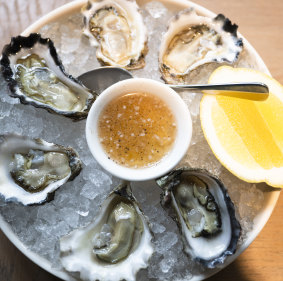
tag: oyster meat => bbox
[0,135,82,205]
[156,168,241,268]
[159,9,243,83]
[0,33,96,120]
[82,0,148,69]
[60,182,153,281]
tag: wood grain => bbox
[0,0,283,280]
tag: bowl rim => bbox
[0,0,280,281]
[86,77,192,181]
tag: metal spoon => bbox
[78,66,269,101]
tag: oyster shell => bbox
[60,182,153,281]
[0,135,82,205]
[0,33,96,120]
[82,0,148,69]
[159,9,243,83]
[156,168,241,268]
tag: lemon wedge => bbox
[200,66,283,188]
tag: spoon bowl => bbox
[78,67,133,94]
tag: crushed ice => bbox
[0,1,265,280]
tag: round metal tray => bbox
[0,0,280,280]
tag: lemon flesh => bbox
[200,66,283,187]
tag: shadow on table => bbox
[207,260,253,281]
[0,231,61,281]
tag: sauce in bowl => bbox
[98,92,177,168]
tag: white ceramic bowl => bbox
[86,78,192,181]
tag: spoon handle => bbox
[169,82,269,101]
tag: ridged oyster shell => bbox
[82,0,148,69]
[0,135,82,205]
[159,9,243,83]
[60,182,153,281]
[0,33,96,120]
[156,168,241,268]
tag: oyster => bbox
[0,135,82,205]
[60,182,153,281]
[0,33,96,120]
[156,168,241,268]
[159,9,243,83]
[82,0,148,69]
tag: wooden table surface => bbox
[0,0,283,280]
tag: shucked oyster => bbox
[0,33,96,120]
[60,182,153,281]
[156,168,241,268]
[82,0,148,69]
[159,9,243,83]
[0,135,82,205]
